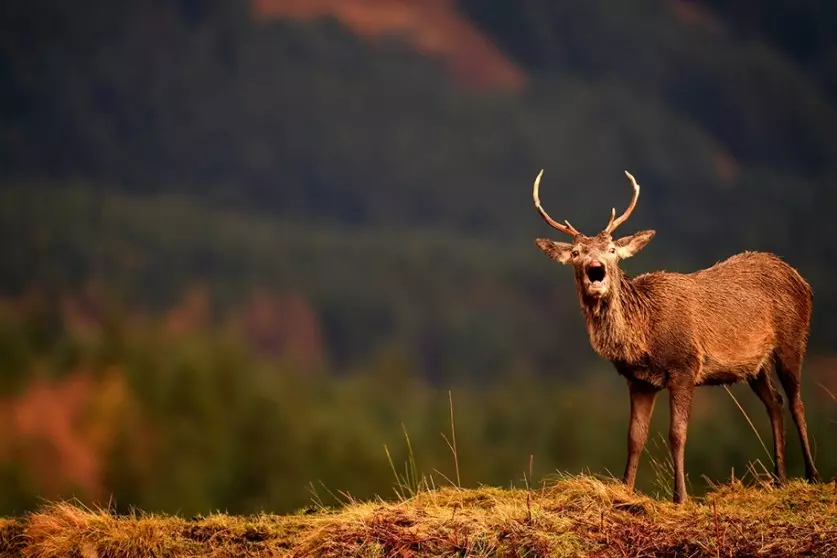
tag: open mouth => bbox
[585,262,606,284]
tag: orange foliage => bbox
[253,0,526,91]
[229,290,325,369]
[0,283,325,504]
[160,285,326,368]
[164,285,212,334]
[666,0,726,34]
[0,369,144,502]
[60,284,105,335]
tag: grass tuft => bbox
[2,474,836,557]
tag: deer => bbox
[532,169,821,503]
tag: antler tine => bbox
[605,207,616,232]
[533,169,581,238]
[604,170,641,234]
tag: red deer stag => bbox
[532,169,820,503]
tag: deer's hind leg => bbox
[775,345,821,483]
[748,364,787,485]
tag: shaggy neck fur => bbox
[577,268,649,365]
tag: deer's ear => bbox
[614,230,655,259]
[535,238,574,264]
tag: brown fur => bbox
[536,230,821,503]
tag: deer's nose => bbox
[587,259,604,269]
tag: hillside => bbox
[3,0,837,349]
[2,476,835,557]
[1,0,837,522]
[253,0,525,90]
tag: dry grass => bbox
[1,475,836,557]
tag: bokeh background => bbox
[0,0,835,516]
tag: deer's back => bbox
[636,251,811,383]
[690,251,811,324]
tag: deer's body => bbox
[586,251,811,389]
[532,170,820,503]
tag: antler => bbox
[604,170,641,234]
[532,170,581,237]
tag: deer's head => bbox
[533,170,655,302]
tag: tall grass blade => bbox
[448,390,461,487]
[723,385,774,466]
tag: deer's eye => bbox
[571,249,580,258]
[608,246,616,254]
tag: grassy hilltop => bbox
[2,475,836,557]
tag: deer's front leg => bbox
[623,381,658,490]
[668,376,695,504]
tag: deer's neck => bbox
[581,272,649,365]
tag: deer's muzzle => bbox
[586,260,606,283]
[582,260,609,298]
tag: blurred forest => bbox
[0,0,836,515]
